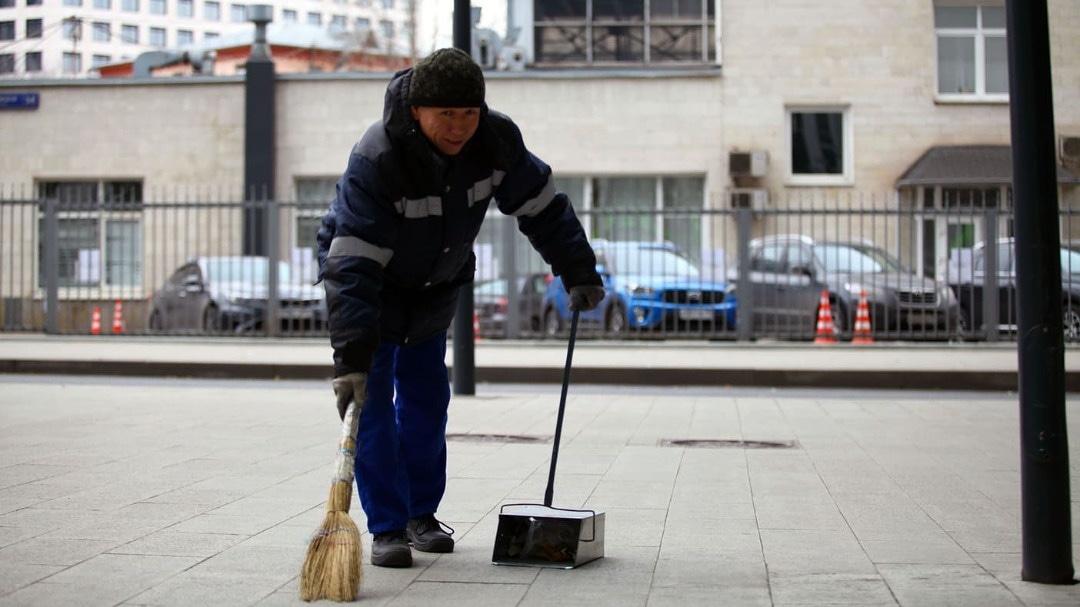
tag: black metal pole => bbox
[243,6,275,256]
[451,0,475,395]
[1006,0,1074,584]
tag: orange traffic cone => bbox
[813,290,837,345]
[90,307,102,335]
[111,300,125,334]
[852,291,873,344]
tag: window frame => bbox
[36,180,146,298]
[785,104,854,187]
[25,51,42,72]
[532,0,717,67]
[934,3,1009,103]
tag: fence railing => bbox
[3,191,1077,344]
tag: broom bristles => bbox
[328,479,353,513]
[300,481,362,602]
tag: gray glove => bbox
[569,285,605,312]
[332,372,367,421]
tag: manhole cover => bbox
[659,438,798,449]
[446,433,550,444]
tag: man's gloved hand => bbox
[569,285,605,312]
[332,372,367,420]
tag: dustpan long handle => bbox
[544,306,580,507]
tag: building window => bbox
[93,22,110,42]
[149,26,165,46]
[92,54,110,67]
[0,21,14,41]
[204,1,220,21]
[330,14,346,33]
[382,0,392,8]
[121,24,138,44]
[230,4,247,22]
[37,181,144,290]
[533,0,716,66]
[786,105,853,186]
[0,0,12,7]
[935,3,1008,99]
[204,31,218,41]
[176,29,193,46]
[379,19,392,40]
[62,0,82,6]
[25,51,42,72]
[283,9,297,22]
[552,175,706,264]
[307,11,322,26]
[121,0,138,12]
[62,51,82,73]
[0,54,14,74]
[177,0,193,17]
[93,0,111,10]
[26,0,43,5]
[354,16,369,30]
[62,18,81,40]
[149,0,166,15]
[26,18,42,38]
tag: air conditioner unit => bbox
[1061,135,1080,164]
[729,150,768,178]
[729,188,769,211]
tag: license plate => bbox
[678,309,714,321]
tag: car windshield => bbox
[203,258,291,283]
[817,244,906,274]
[474,280,508,296]
[606,246,700,277]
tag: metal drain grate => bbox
[659,438,798,449]
[446,433,550,444]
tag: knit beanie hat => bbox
[408,48,486,108]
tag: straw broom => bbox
[300,399,363,602]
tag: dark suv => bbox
[737,235,961,340]
[541,240,736,336]
[947,237,1080,340]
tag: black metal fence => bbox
[2,188,1077,343]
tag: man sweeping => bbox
[316,47,606,568]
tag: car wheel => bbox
[1063,300,1080,341]
[148,309,164,333]
[543,306,562,337]
[202,305,220,333]
[606,303,628,336]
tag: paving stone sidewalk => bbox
[0,376,1078,606]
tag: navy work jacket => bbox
[317,67,600,377]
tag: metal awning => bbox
[896,144,1080,187]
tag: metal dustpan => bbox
[492,306,605,569]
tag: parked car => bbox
[147,256,326,334]
[473,273,551,337]
[737,235,961,340]
[541,240,736,336]
[947,238,1080,340]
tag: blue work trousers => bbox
[354,331,451,534]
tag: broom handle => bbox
[544,305,580,507]
[333,399,362,486]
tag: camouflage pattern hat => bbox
[408,48,486,108]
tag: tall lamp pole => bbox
[1006,0,1074,584]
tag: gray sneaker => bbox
[371,530,412,567]
[407,514,455,553]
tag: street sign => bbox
[0,92,40,110]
